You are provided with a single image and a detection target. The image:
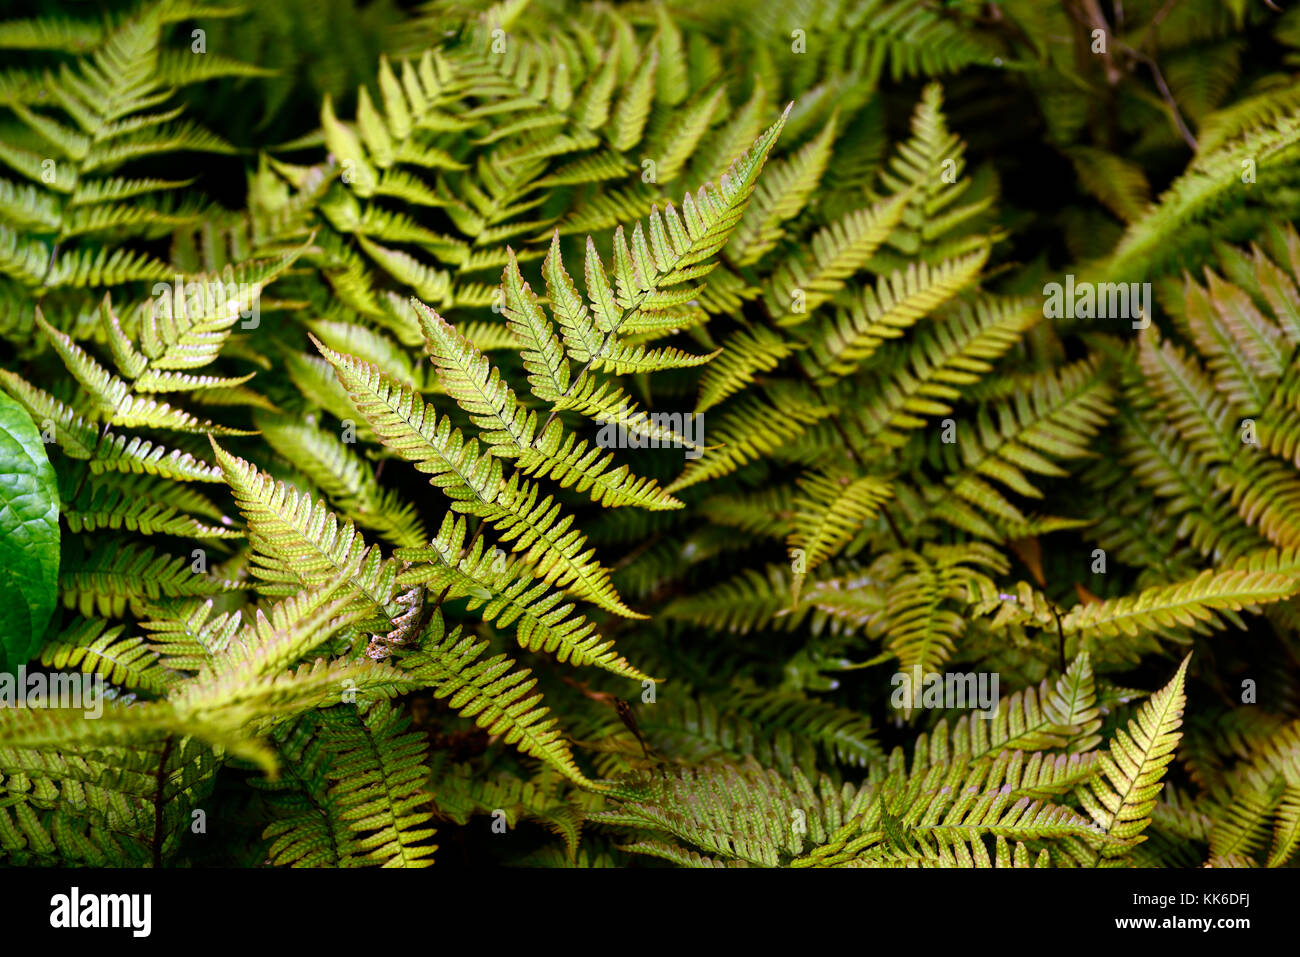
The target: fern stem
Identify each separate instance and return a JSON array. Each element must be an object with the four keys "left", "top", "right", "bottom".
[
  {"left": 1050, "top": 600, "right": 1067, "bottom": 674},
  {"left": 880, "top": 504, "right": 908, "bottom": 551},
  {"left": 408, "top": 517, "right": 489, "bottom": 643},
  {"left": 531, "top": 232, "right": 664, "bottom": 444},
  {"left": 152, "top": 733, "right": 176, "bottom": 869},
  {"left": 1125, "top": 47, "right": 1197, "bottom": 150},
  {"left": 534, "top": 317, "right": 636, "bottom": 443},
  {"left": 1076, "top": 0, "right": 1197, "bottom": 150},
  {"left": 791, "top": 356, "right": 909, "bottom": 549},
  {"left": 68, "top": 419, "right": 113, "bottom": 505}
]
